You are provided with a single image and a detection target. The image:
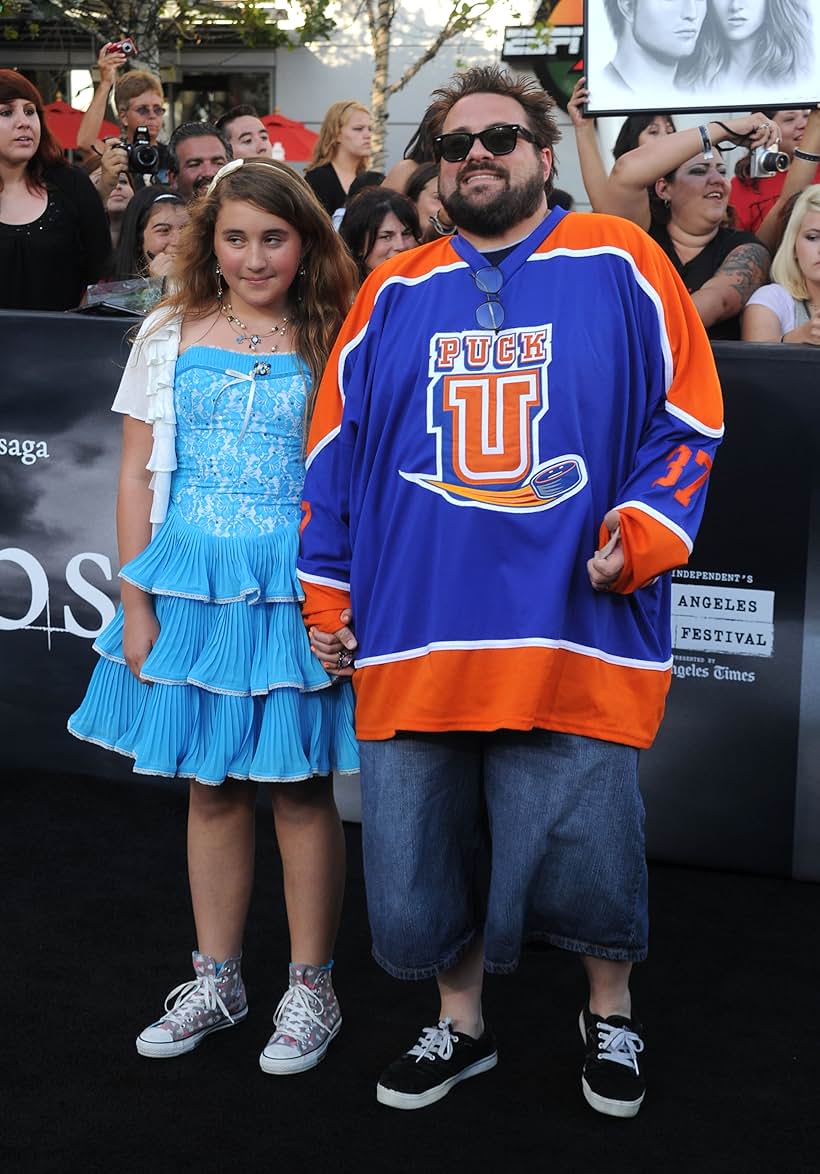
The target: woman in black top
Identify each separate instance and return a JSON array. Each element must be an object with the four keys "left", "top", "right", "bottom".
[
  {"left": 600, "top": 113, "right": 775, "bottom": 339},
  {"left": 0, "top": 70, "right": 110, "bottom": 311},
  {"left": 304, "top": 100, "right": 371, "bottom": 220}
]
